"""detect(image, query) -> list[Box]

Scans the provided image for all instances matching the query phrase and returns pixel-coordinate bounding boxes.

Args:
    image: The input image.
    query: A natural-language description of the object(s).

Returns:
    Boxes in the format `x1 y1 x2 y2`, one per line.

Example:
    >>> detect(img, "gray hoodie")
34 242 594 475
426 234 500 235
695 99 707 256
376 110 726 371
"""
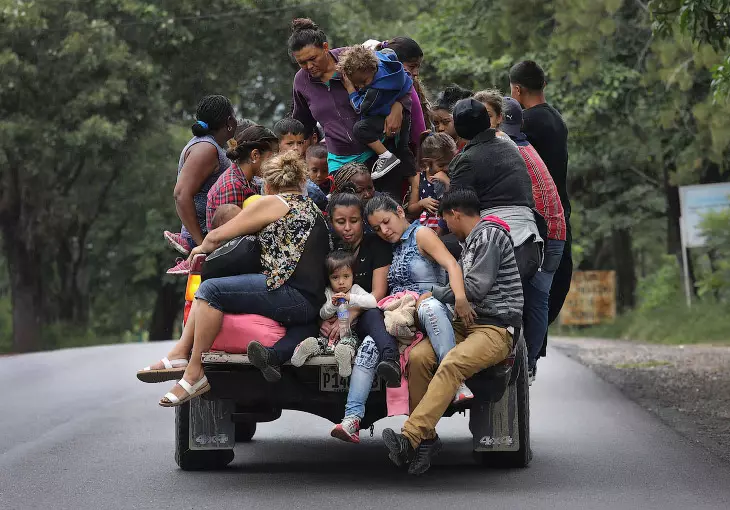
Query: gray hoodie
432 218 523 329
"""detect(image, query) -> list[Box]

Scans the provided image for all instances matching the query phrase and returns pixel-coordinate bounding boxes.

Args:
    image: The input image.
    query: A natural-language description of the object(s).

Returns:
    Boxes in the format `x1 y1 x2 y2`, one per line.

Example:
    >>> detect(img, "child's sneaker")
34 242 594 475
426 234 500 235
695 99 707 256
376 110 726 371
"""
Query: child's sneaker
371 153 401 180
334 342 356 378
452 382 474 404
330 416 361 443
164 231 192 256
166 258 191 275
290 337 322 367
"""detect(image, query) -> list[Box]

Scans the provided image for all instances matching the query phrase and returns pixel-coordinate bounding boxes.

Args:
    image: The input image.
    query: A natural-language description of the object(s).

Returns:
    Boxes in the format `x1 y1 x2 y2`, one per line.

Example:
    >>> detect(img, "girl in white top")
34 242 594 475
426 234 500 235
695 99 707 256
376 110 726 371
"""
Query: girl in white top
291 250 377 376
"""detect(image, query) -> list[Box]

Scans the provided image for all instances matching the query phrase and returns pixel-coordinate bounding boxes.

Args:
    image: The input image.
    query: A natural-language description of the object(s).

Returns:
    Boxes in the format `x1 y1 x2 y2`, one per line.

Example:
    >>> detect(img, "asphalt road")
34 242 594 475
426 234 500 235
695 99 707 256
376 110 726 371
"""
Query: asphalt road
1 341 729 510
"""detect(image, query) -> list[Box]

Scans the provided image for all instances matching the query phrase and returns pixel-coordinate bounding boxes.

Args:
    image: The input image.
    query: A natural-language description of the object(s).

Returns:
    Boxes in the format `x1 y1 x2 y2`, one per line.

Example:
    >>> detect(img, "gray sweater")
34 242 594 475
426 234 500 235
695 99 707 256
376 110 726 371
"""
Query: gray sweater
432 218 523 329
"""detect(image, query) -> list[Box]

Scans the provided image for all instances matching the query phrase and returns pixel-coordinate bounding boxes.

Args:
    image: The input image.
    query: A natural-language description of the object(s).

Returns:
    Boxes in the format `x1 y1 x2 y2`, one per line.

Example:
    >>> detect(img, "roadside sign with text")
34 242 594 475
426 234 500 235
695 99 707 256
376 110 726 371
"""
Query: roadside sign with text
560 271 616 326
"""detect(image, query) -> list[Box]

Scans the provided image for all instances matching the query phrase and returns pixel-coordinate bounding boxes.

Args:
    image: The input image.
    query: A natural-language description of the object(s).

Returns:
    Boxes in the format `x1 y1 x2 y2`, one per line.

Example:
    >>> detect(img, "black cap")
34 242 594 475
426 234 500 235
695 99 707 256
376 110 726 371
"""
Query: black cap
453 98 490 140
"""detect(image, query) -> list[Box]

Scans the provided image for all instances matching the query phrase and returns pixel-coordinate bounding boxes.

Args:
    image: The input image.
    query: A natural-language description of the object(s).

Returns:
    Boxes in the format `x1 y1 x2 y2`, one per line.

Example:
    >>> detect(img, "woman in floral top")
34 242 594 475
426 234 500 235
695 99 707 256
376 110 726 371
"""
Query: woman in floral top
140 151 330 407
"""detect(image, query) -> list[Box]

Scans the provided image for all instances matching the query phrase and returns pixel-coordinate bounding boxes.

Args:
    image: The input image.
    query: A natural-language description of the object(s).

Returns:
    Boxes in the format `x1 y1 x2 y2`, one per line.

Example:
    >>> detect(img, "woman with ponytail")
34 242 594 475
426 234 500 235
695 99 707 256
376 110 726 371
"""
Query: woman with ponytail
165 95 237 274
205 125 279 232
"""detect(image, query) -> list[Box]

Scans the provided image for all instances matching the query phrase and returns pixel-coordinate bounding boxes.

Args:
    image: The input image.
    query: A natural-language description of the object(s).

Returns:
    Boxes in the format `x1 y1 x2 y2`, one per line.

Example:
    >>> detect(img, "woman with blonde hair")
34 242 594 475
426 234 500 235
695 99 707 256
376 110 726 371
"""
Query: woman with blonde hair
138 151 330 406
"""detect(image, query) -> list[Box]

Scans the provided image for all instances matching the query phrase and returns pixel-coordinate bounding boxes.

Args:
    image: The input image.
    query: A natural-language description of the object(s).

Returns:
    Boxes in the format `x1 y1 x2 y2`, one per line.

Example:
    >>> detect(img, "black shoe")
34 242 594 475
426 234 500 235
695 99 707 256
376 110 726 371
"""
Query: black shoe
377 360 402 388
382 428 414 468
247 341 282 382
408 436 442 475
528 365 536 386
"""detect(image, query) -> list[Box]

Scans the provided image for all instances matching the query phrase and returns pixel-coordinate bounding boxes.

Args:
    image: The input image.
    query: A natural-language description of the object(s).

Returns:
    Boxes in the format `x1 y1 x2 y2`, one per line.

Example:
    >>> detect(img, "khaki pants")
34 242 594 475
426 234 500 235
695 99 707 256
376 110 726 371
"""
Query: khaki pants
403 321 512 448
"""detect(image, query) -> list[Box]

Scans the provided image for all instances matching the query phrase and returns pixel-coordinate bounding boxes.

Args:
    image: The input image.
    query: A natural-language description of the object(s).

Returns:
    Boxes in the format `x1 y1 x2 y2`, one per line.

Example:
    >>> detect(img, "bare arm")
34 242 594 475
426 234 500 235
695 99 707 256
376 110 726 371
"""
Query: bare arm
174 144 218 245
370 266 390 302
192 195 288 256
416 227 476 325
406 174 422 217
416 228 466 300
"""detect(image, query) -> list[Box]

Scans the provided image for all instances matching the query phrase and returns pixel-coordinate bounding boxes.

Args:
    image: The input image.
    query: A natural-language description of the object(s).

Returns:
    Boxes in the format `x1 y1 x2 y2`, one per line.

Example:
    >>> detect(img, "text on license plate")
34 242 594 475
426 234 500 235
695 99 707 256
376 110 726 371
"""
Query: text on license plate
320 366 382 392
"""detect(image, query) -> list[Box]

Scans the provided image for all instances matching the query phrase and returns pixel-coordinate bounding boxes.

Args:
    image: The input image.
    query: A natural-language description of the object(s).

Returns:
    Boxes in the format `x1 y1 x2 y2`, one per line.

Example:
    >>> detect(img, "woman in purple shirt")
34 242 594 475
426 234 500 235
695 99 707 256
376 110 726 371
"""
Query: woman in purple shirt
288 18 421 201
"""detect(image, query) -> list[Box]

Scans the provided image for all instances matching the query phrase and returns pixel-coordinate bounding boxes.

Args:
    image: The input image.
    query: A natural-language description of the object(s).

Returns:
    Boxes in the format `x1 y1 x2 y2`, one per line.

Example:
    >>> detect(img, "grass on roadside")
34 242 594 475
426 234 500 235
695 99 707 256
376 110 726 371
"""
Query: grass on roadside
552 300 730 345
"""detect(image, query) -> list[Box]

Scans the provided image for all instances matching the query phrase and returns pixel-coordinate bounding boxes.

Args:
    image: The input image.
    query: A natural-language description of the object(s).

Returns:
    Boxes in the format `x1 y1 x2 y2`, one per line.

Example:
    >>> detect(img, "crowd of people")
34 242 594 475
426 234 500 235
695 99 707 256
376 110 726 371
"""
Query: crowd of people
137 17 572 476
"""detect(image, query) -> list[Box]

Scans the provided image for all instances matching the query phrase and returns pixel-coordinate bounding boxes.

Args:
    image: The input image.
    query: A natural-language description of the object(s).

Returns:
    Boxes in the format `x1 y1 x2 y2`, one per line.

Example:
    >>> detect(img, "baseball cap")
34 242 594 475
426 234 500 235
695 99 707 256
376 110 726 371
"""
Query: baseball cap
453 98 490 140
500 96 523 138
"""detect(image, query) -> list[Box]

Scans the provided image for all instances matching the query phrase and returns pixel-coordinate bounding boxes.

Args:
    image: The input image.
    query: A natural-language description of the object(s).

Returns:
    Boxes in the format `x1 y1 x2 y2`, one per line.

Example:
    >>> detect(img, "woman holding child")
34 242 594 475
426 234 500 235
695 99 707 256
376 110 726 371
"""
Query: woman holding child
288 18 421 201
138 151 330 406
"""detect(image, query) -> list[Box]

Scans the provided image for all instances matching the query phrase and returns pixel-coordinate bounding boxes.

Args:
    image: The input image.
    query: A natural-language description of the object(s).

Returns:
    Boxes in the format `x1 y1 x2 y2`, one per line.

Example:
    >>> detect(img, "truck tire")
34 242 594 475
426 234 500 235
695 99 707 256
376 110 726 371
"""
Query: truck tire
175 402 234 471
476 341 531 469
235 422 257 442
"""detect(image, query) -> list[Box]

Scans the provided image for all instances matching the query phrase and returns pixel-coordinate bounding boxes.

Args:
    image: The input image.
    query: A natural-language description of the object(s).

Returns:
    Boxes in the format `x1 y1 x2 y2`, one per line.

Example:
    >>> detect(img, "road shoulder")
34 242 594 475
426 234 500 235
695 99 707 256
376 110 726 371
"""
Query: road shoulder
552 337 730 464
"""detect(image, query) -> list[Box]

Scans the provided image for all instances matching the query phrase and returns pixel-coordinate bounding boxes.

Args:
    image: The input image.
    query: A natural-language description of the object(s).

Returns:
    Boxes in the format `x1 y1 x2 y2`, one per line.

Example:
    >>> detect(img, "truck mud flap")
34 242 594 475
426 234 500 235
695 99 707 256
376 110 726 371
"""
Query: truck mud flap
469 382 519 452
189 397 236 451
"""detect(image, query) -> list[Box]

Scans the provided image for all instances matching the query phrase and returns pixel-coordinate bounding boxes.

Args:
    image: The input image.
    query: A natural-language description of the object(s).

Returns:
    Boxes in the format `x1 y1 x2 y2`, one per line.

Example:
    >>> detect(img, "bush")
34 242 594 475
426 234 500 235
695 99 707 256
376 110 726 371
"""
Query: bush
697 209 730 301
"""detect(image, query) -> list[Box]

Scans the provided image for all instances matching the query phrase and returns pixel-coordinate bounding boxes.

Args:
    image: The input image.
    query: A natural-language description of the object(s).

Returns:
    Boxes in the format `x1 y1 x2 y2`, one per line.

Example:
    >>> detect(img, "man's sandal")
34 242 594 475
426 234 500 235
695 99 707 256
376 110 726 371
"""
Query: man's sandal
137 357 188 383
159 376 210 407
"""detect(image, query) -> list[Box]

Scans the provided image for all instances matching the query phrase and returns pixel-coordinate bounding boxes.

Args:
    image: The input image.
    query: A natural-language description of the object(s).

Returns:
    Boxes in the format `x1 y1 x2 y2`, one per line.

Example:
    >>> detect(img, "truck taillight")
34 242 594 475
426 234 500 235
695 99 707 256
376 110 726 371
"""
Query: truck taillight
182 254 206 326
185 274 201 302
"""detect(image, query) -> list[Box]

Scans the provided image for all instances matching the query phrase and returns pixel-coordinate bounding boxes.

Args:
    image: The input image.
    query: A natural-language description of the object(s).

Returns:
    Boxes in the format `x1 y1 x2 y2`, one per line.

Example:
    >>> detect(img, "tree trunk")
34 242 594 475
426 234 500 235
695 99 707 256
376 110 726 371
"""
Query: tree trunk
2 227 44 352
611 228 637 311
148 279 184 341
664 166 697 296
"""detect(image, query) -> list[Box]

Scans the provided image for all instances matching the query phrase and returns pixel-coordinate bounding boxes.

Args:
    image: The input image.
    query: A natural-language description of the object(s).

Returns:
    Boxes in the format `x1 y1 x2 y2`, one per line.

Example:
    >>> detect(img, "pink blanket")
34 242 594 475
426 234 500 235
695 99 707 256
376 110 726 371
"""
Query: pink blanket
379 290 425 417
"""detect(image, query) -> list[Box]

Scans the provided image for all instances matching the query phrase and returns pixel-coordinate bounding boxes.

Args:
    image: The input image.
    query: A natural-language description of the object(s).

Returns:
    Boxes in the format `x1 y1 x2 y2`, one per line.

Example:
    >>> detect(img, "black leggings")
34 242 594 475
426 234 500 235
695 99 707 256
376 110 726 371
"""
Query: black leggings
354 113 416 203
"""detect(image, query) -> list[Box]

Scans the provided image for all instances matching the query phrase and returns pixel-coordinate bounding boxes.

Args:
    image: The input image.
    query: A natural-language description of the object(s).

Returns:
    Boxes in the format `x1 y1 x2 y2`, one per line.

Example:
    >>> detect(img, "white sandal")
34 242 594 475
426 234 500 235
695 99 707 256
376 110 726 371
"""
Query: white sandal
159 375 210 407
137 357 189 383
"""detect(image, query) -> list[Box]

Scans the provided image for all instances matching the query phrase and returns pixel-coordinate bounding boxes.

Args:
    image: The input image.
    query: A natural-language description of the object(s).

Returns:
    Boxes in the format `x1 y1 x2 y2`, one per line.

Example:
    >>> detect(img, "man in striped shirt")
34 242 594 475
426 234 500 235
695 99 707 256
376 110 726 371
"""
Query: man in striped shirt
382 189 523 475
501 97 566 380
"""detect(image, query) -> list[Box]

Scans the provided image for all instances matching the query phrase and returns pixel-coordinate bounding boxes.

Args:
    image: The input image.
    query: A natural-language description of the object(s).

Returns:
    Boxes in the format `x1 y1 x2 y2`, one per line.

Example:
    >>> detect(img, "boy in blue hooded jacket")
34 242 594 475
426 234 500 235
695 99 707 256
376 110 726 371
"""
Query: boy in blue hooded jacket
339 45 414 182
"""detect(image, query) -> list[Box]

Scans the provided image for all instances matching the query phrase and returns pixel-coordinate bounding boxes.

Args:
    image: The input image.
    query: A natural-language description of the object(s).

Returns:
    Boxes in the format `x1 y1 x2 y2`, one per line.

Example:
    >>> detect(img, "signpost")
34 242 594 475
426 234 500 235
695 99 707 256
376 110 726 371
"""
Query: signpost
678 183 730 307
560 271 617 326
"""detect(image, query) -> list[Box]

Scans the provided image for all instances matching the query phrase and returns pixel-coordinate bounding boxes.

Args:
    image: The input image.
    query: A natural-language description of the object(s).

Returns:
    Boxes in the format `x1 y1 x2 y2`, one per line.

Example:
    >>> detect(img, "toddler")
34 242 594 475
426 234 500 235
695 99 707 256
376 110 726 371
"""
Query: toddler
338 45 413 180
407 132 456 233
291 250 377 377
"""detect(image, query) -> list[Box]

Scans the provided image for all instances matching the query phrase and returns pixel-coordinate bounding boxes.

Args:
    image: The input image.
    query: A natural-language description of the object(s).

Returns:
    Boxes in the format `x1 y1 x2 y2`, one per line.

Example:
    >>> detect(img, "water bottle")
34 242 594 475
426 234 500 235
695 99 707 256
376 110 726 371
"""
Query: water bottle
336 298 352 340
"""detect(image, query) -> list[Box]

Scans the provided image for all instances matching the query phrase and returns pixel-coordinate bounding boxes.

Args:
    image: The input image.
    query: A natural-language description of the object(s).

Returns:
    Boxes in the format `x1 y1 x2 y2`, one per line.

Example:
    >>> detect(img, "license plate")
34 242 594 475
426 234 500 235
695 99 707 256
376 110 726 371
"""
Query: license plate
319 366 382 392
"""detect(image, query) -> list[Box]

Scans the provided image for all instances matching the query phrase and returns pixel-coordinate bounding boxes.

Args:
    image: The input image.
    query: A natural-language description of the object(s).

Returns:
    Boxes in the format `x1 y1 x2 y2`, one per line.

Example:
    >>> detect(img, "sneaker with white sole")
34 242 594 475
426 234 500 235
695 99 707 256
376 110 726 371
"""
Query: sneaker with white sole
164 231 192 256
334 342 356 378
452 382 474 404
528 366 536 386
290 337 323 367
166 257 191 275
371 153 401 180
330 416 361 443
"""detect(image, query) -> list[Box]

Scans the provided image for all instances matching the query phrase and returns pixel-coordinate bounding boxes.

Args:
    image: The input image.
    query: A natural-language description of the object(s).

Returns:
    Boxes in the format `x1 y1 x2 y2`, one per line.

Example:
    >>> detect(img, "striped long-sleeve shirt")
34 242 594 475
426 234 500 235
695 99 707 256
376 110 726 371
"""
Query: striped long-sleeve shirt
432 217 523 329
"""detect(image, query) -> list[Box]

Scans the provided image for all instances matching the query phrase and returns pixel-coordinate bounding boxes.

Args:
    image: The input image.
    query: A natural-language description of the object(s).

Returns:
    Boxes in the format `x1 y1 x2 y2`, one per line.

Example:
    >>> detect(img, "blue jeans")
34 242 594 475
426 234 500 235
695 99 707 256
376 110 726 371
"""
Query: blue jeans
344 336 378 419
417 297 455 362
355 308 398 362
524 239 565 368
195 273 317 325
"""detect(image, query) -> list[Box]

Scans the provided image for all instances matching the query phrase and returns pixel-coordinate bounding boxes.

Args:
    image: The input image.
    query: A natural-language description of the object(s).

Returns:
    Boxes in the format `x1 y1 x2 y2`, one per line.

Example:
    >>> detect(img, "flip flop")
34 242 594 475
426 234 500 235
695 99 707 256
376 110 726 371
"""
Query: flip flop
159 375 210 407
137 357 188 383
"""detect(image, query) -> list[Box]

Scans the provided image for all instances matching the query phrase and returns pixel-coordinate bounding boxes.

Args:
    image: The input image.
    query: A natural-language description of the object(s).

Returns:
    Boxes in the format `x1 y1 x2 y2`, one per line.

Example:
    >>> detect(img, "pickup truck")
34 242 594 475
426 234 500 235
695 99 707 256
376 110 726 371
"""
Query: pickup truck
174 256 531 471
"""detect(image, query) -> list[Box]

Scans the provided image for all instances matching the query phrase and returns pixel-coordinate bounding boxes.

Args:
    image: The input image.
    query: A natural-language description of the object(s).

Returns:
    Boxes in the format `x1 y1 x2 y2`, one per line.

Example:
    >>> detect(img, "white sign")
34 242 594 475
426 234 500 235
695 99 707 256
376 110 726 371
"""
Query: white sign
679 183 730 248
